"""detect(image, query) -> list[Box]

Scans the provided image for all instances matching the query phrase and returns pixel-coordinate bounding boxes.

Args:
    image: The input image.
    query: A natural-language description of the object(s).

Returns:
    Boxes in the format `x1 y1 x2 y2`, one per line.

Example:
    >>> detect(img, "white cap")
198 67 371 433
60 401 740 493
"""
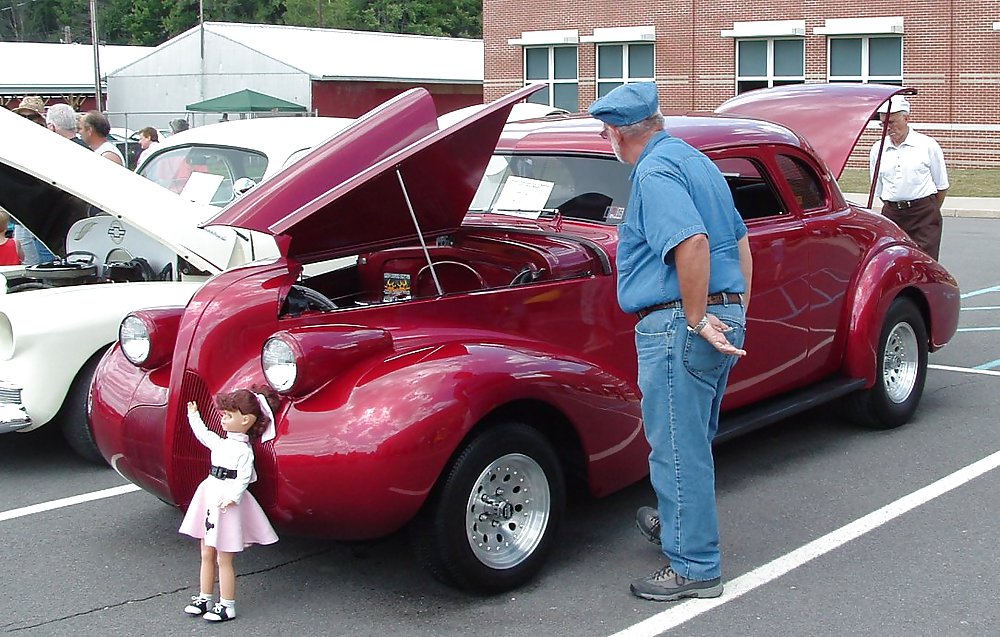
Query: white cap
876 96 910 115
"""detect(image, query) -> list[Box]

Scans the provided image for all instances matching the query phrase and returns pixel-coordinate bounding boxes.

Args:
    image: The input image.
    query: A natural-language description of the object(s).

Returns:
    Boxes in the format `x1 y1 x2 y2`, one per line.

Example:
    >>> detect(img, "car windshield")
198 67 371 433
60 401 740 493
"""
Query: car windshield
138 146 268 207
470 154 633 224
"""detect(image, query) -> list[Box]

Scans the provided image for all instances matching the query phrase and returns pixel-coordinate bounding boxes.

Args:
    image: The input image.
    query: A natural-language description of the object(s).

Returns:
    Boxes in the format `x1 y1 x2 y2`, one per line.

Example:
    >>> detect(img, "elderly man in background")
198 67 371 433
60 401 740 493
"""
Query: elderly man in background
588 83 752 602
80 111 125 166
869 96 949 260
45 104 89 148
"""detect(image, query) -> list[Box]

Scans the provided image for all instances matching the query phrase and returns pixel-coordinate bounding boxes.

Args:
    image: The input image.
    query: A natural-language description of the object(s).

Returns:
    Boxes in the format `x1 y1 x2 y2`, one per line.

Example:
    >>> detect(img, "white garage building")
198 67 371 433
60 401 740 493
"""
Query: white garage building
107 21 484 130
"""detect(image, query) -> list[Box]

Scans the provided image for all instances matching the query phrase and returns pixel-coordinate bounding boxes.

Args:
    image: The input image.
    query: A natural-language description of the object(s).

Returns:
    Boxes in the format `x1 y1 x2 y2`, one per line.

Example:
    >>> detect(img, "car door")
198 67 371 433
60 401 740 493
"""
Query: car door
768 150 863 377
706 149 812 408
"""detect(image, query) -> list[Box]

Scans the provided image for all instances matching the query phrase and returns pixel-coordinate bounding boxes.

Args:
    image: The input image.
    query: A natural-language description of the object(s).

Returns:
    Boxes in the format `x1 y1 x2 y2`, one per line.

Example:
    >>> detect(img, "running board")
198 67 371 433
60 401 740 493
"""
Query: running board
716 377 868 443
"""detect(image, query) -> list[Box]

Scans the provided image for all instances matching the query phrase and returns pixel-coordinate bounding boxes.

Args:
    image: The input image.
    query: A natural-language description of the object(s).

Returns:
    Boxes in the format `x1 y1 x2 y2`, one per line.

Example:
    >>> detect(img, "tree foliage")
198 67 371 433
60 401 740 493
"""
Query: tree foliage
1 0 482 45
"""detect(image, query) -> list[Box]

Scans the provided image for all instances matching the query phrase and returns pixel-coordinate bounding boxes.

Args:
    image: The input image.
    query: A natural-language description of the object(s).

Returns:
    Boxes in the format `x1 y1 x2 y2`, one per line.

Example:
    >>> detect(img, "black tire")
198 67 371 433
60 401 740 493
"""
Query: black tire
58 351 109 464
410 422 566 593
843 297 928 429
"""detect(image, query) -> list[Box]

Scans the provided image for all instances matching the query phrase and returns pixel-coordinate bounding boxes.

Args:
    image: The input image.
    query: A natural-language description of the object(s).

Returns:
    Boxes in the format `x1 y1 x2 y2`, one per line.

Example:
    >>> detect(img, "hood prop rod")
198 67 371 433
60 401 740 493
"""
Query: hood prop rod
396 168 443 296
868 107 892 210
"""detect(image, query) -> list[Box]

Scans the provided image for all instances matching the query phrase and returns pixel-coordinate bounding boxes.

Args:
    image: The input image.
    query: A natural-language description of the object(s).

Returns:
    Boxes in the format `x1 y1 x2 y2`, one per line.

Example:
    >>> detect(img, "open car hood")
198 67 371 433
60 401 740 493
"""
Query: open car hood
0 108 236 273
715 83 913 179
208 84 543 262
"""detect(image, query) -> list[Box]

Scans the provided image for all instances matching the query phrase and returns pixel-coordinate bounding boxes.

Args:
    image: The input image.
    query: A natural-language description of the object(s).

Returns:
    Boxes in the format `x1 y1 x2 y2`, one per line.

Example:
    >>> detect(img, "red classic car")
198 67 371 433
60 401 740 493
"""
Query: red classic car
89 83 960 593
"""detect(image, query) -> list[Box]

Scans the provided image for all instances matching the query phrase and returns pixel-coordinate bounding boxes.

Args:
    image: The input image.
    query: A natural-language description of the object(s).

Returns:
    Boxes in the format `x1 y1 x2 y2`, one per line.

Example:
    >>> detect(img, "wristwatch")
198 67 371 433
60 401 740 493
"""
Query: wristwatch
687 316 710 334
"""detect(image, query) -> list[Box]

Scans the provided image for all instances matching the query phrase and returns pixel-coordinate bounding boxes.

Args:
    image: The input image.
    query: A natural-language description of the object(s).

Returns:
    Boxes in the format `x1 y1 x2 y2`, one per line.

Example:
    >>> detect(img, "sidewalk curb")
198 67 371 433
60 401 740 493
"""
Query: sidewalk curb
842 193 1000 219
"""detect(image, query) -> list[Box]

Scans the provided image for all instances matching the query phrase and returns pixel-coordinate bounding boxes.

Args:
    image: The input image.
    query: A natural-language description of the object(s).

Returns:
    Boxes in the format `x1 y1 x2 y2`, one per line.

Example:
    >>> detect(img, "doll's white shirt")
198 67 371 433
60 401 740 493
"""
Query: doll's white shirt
187 411 257 504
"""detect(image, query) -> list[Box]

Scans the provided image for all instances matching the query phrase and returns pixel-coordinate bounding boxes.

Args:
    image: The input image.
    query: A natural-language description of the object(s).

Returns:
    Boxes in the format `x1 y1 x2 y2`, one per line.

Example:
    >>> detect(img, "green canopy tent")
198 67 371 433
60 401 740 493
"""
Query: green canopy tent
185 89 308 113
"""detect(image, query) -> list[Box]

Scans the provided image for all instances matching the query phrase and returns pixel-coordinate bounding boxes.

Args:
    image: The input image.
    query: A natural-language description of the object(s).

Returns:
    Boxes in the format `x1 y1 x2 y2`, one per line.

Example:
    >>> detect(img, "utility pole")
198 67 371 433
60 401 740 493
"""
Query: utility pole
90 0 102 111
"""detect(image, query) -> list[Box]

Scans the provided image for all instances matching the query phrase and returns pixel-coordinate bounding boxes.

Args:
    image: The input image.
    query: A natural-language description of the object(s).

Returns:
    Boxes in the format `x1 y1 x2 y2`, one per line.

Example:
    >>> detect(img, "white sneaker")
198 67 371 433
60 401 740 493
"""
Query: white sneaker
203 602 236 622
183 595 212 616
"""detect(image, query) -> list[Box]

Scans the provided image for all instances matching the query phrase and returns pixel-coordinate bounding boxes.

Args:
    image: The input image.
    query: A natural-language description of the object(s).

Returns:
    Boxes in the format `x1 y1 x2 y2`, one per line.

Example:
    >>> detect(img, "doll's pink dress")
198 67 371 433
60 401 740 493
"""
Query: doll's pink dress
178 412 278 551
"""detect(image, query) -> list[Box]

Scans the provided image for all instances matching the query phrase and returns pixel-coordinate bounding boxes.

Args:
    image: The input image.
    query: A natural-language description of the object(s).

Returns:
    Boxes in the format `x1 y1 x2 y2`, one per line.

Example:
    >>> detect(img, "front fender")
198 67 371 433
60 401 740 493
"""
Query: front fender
843 245 959 385
0 281 201 428
273 340 644 539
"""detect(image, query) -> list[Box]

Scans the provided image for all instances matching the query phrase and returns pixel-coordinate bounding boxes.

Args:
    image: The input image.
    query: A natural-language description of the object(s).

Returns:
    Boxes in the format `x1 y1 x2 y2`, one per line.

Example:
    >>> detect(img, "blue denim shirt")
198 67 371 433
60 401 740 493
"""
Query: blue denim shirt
616 131 748 313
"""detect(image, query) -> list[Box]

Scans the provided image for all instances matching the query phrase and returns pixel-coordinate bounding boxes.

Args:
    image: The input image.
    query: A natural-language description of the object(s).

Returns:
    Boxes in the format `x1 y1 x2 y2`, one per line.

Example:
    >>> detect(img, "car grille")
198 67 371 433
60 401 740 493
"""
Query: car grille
173 371 277 508
0 383 22 405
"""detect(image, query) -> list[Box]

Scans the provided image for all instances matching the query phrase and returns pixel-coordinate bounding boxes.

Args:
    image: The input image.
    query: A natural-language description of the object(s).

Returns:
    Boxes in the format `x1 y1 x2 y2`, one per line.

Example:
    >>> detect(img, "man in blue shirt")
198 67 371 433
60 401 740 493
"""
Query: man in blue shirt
589 83 753 601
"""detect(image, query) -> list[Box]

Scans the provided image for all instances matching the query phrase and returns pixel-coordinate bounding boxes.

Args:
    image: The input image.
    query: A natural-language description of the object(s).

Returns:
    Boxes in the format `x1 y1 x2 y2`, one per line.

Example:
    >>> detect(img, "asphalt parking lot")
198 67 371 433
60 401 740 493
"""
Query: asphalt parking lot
3 217 999 637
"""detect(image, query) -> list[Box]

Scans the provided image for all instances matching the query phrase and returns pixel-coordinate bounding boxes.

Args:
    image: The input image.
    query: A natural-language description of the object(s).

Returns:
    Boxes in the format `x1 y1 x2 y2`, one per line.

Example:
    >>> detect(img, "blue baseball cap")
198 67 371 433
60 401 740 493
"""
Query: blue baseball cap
588 82 659 126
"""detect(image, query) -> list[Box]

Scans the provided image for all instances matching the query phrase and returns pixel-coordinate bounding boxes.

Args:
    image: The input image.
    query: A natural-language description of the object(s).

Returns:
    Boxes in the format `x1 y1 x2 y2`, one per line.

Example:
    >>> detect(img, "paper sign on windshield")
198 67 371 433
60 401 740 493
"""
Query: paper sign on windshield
180 171 226 206
492 176 555 219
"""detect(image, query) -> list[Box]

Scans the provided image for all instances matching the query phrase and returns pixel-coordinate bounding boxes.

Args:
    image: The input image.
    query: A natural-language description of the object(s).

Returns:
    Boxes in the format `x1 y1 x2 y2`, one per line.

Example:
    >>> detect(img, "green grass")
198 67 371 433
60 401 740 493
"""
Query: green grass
838 168 1000 197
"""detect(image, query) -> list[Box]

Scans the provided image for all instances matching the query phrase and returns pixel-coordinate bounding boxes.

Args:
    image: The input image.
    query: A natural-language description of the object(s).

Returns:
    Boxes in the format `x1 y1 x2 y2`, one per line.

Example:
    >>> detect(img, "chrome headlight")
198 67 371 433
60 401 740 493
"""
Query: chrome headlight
120 315 151 366
262 336 297 392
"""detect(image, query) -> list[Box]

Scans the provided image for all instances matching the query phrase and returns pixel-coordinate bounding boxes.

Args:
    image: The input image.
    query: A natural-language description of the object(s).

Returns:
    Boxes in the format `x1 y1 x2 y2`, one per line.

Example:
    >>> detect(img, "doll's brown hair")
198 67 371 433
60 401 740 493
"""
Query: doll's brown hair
214 384 279 439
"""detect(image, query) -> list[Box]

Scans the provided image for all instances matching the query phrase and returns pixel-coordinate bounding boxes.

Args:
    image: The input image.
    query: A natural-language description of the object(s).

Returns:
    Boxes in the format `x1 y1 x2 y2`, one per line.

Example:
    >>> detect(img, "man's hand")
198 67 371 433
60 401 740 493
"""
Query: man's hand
700 314 746 357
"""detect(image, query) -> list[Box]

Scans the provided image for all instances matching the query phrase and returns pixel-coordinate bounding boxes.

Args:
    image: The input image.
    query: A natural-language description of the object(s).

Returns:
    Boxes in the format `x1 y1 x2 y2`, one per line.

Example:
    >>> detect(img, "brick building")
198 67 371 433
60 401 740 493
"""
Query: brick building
483 2 1000 169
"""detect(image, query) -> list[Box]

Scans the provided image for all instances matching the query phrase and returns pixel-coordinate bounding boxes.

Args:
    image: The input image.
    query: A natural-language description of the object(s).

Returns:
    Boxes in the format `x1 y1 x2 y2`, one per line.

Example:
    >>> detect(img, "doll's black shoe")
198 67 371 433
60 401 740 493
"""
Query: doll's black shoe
183 595 212 616
204 602 236 622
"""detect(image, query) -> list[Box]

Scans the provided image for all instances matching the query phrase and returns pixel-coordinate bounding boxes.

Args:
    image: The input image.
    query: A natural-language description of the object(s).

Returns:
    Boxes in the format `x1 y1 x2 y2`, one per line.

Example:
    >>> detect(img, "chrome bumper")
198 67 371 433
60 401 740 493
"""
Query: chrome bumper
0 382 31 433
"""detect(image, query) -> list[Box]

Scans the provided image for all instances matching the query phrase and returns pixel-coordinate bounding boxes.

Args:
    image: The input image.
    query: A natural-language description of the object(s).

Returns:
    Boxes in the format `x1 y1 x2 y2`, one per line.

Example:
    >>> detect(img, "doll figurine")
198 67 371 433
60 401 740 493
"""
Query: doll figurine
179 386 280 622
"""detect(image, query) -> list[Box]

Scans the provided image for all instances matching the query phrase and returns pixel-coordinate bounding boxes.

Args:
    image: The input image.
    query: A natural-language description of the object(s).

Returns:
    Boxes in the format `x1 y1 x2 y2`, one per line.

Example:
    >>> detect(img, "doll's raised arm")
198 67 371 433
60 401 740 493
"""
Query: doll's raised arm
186 401 221 449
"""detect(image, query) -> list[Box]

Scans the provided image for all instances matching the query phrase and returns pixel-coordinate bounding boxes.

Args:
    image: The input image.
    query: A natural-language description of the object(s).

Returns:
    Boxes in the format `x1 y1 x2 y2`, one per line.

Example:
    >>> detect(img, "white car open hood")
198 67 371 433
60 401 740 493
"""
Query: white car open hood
0 108 238 274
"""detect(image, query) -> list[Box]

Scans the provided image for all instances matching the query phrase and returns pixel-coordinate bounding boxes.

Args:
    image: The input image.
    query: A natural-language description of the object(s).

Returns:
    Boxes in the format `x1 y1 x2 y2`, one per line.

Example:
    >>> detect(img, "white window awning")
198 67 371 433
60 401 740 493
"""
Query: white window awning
581 26 655 43
721 20 805 38
508 29 579 46
814 17 904 35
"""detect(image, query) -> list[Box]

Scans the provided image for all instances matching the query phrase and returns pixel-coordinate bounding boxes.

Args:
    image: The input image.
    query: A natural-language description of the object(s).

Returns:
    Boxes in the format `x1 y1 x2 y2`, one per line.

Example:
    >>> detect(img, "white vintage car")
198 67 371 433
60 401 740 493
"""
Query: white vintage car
136 116 354 206
0 110 352 461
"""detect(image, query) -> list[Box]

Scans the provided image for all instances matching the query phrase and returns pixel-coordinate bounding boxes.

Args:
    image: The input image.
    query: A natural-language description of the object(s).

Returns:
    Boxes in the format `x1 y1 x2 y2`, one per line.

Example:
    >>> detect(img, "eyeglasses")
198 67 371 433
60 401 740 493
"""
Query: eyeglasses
599 127 609 140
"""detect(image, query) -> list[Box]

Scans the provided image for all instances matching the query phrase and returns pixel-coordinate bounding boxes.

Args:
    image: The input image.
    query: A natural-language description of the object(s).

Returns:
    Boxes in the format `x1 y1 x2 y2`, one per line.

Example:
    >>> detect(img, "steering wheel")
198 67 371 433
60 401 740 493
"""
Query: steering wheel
289 284 337 312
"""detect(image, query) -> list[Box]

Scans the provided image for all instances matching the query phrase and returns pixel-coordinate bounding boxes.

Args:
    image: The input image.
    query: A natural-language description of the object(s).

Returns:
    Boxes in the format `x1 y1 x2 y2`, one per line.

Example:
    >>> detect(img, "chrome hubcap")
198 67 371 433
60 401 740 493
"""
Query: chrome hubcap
465 453 550 570
883 321 919 403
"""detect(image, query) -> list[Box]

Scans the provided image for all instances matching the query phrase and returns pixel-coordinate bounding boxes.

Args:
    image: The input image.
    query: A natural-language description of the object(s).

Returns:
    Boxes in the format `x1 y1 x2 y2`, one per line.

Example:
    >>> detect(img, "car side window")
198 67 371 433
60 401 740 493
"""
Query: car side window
712 156 785 221
775 154 826 211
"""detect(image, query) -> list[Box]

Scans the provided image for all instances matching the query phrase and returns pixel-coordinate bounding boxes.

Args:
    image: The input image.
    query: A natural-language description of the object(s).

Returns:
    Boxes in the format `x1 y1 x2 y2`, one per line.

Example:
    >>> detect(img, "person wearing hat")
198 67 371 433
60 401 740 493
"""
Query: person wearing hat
588 82 752 602
13 96 46 125
869 96 949 260
169 118 190 134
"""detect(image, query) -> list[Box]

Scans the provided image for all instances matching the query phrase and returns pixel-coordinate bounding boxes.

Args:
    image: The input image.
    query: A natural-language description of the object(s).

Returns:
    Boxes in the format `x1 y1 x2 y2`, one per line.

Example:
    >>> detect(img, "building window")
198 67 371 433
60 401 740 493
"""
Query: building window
828 36 902 84
524 46 579 112
736 38 804 94
596 43 655 97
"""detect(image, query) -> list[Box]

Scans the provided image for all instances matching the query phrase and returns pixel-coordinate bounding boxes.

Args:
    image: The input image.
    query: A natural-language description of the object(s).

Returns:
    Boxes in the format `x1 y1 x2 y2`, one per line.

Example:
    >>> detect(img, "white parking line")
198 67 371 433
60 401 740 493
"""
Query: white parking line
929 363 1000 377
0 484 140 522
608 447 1000 637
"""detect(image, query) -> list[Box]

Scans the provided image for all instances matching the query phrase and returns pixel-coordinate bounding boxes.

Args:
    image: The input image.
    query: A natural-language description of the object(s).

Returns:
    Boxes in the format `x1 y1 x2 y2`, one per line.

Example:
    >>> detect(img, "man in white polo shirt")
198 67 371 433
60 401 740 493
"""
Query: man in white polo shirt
869 96 949 260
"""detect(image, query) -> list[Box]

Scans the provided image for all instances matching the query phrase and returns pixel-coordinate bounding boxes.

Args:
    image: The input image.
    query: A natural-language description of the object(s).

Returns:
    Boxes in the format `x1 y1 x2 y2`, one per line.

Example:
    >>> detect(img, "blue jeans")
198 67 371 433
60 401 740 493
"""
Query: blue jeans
635 300 746 581
13 224 55 266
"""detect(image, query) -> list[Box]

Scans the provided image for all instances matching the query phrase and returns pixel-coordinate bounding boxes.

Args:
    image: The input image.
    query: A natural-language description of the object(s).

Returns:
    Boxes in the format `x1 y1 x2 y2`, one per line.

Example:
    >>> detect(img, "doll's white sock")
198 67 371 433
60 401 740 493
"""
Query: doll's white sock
220 598 236 615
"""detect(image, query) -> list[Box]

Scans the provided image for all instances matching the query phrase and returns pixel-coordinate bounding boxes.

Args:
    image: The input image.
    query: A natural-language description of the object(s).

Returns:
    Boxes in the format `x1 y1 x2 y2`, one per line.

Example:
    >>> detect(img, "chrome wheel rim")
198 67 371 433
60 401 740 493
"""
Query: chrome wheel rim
465 453 550 570
883 321 919 403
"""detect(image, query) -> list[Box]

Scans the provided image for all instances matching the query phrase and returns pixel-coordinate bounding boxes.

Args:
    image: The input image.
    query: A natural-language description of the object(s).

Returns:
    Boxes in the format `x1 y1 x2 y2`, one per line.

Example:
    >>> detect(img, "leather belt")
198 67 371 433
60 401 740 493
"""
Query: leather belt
210 465 237 480
885 195 934 210
637 292 743 319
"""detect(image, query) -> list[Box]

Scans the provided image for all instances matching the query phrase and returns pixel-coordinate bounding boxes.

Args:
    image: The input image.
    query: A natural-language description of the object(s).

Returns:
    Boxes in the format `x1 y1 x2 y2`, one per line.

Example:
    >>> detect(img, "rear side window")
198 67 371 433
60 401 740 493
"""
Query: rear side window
775 154 826 211
712 156 785 220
